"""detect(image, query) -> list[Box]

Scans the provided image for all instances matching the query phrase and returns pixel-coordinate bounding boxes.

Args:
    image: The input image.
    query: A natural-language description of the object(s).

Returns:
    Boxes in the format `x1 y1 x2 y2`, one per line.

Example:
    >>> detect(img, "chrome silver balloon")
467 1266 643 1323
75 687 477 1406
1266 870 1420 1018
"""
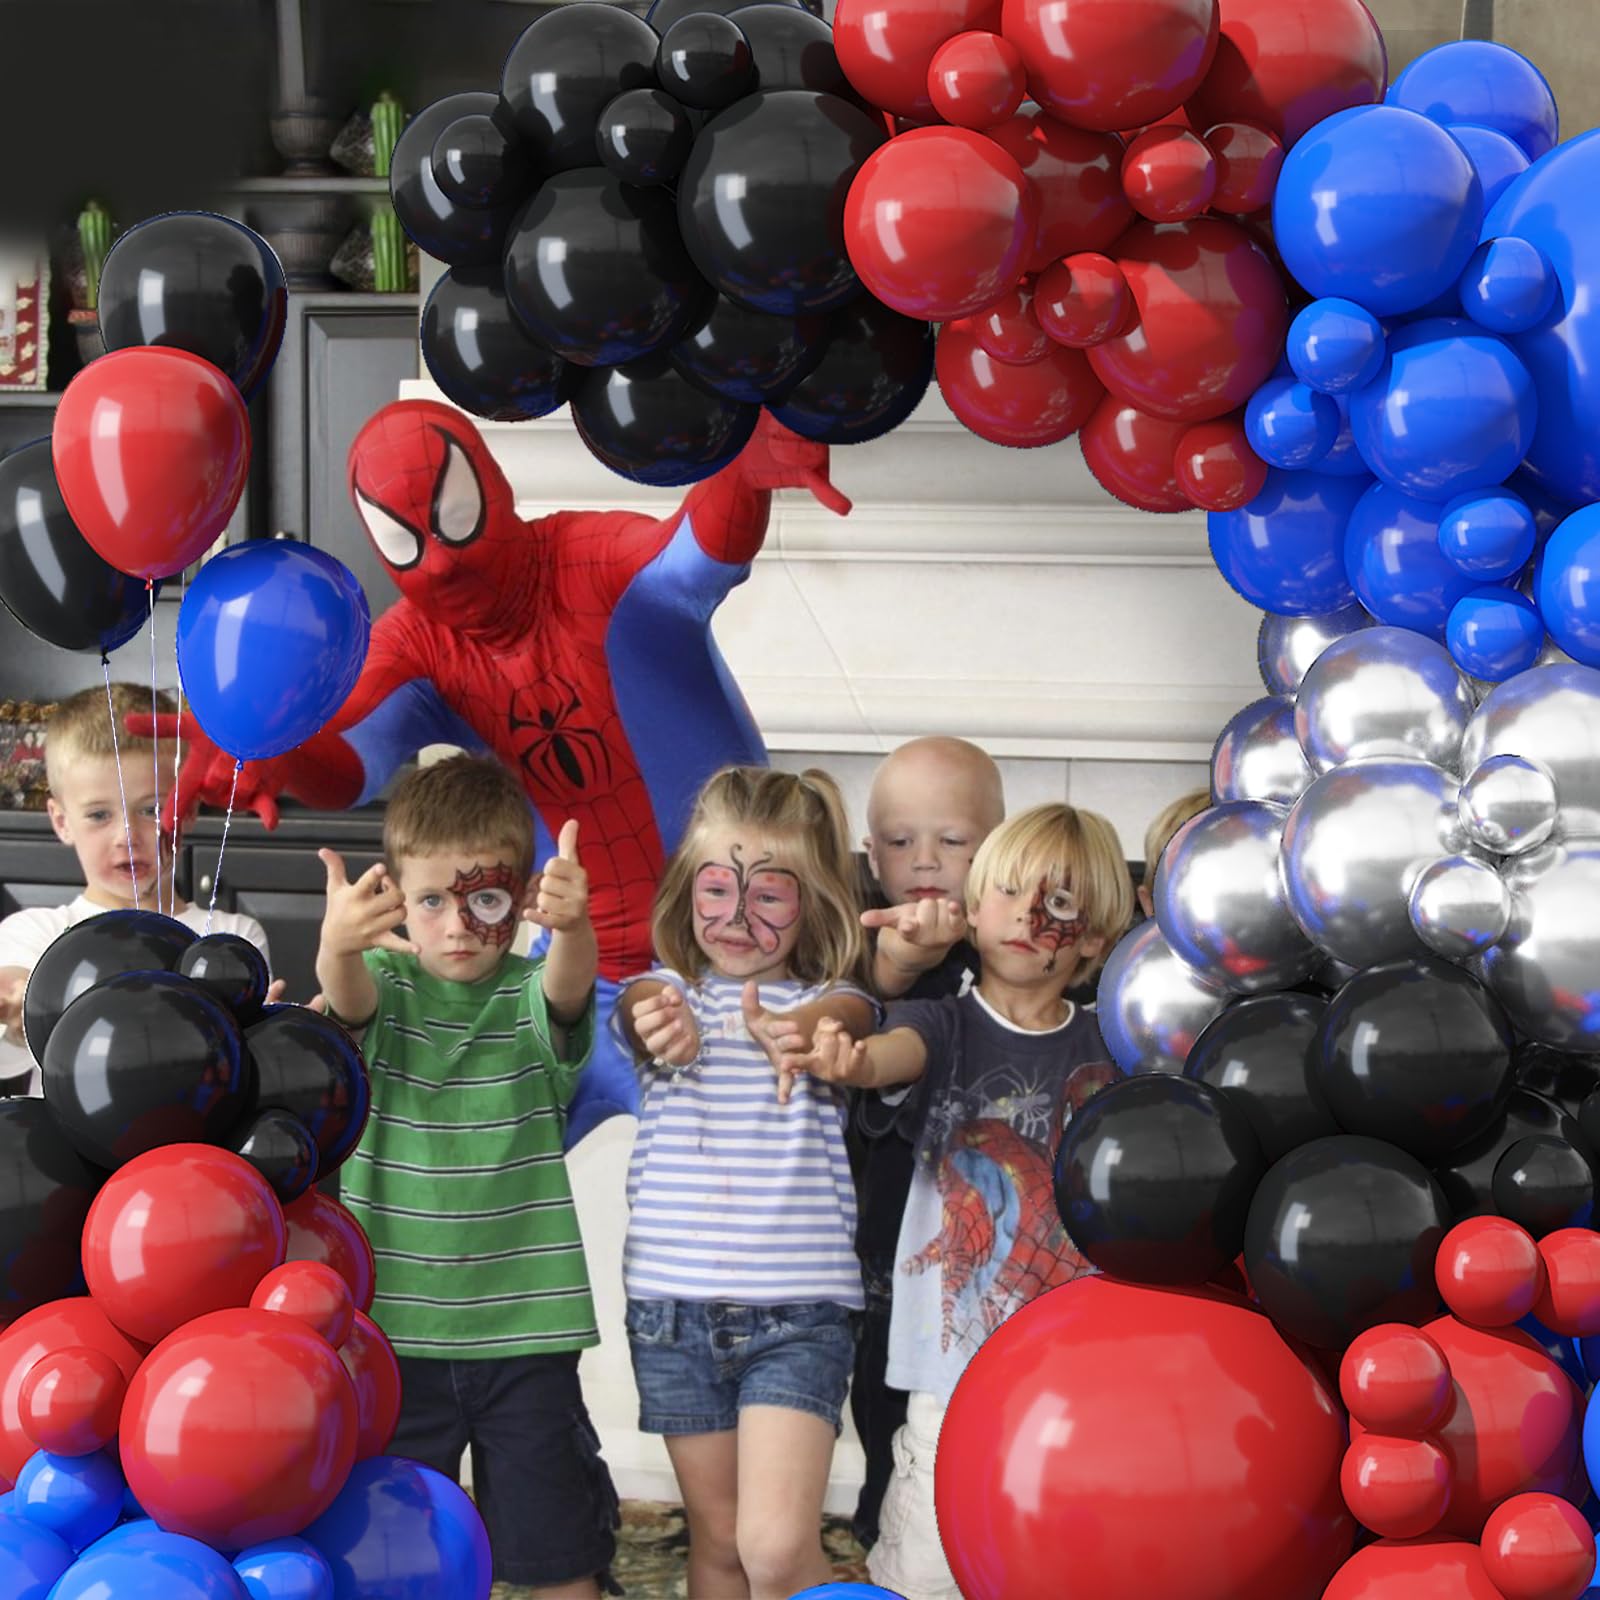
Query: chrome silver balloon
1095 918 1229 1076
1461 662 1600 838
1258 602 1373 696
1407 854 1512 960
1459 754 1559 857
1280 758 1473 968
1211 696 1313 807
1154 801 1314 993
1294 626 1474 774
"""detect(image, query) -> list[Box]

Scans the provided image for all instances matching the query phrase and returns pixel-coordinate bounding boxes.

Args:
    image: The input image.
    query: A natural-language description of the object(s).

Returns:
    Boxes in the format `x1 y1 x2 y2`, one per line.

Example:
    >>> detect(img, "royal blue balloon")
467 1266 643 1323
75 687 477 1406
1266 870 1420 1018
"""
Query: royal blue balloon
1274 105 1485 318
1387 40 1559 161
51 1522 247 1599
1244 377 1339 469
1460 236 1557 335
1537 505 1600 667
0 1510 73 1600
1345 482 1480 640
301 1456 491 1600
1448 124 1531 215
1447 588 1544 679
1285 298 1387 395
1207 470 1368 616
177 541 371 763
234 1537 335 1600
790 1587 907 1598
1316 396 1369 478
13 1448 123 1552
1438 489 1537 580
1349 317 1537 502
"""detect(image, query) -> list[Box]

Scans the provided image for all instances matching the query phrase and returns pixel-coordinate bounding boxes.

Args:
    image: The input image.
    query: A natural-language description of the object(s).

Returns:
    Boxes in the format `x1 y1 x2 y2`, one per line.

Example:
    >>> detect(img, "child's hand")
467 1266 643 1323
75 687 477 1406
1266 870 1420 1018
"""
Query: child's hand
0 968 26 1045
262 979 328 1014
787 1018 868 1093
632 986 701 1069
862 897 967 972
319 850 417 958
740 981 809 1104
524 819 589 933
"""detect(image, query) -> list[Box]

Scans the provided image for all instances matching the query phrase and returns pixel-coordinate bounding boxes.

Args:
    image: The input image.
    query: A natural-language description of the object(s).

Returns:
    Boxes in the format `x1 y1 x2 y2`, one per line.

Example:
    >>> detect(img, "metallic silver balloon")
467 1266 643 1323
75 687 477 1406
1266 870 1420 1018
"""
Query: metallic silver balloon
1459 754 1559 857
1095 918 1229 1075
1280 758 1473 968
1211 696 1312 807
1482 839 1600 1048
1294 626 1474 774
1461 662 1600 838
1257 602 1373 696
1407 854 1512 960
1154 801 1315 993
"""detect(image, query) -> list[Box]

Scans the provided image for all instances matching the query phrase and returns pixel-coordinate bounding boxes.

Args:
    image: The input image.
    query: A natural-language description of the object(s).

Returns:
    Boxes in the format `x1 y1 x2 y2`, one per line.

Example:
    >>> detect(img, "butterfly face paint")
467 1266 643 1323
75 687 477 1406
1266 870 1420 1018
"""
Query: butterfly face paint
1029 877 1086 972
693 843 802 961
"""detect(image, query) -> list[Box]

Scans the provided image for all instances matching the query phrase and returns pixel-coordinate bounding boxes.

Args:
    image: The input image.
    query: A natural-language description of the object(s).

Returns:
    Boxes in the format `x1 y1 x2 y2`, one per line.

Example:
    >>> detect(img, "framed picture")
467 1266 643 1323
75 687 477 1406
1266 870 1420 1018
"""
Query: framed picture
0 250 49 391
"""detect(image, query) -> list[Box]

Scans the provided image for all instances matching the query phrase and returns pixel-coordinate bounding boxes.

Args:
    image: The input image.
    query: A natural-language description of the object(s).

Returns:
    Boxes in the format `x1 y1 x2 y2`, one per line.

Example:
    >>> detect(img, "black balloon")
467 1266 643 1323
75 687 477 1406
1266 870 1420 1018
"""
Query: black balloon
1054 1073 1266 1286
505 170 710 367
96 212 286 400
596 88 695 187
1491 1134 1596 1236
573 356 759 487
732 5 853 96
648 0 817 29
244 1005 371 1176
23 909 197 1066
41 971 248 1170
670 293 825 402
1314 957 1514 1161
769 294 935 443
1581 1086 1600 1159
392 92 521 267
1435 1087 1586 1219
1184 991 1339 1164
1513 1039 1600 1119
657 15 755 111
501 4 660 174
1243 1134 1451 1349
422 266 577 422
431 112 535 210
678 90 883 316
0 1099 103 1320
230 1108 319 1205
0 439 152 653
178 932 270 1024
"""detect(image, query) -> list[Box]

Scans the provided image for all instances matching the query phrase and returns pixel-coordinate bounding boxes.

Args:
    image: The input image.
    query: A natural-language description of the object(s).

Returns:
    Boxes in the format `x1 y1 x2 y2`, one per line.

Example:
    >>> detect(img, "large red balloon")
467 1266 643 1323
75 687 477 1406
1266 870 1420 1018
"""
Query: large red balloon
937 319 1104 446
835 0 1002 121
1322 1539 1506 1599
935 1278 1353 1600
51 346 250 581
1481 1493 1595 1600
1185 0 1388 151
338 1309 402 1460
1080 393 1191 511
121 1306 358 1549
283 1191 376 1313
845 127 1038 320
82 1144 286 1347
19 1346 127 1457
1088 216 1288 423
1000 0 1220 133
0 1298 146 1486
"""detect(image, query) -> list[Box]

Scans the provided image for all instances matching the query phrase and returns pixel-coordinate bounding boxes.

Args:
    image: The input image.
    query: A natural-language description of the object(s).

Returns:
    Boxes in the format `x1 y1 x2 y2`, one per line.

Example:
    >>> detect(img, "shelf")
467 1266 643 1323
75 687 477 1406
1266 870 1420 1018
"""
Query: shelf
291 290 420 309
0 392 59 409
223 176 390 195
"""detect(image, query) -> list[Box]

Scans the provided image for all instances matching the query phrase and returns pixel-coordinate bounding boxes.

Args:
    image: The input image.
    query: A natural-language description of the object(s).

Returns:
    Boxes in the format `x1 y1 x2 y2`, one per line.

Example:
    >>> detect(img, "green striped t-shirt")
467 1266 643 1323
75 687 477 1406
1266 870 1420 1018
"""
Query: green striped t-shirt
340 947 599 1359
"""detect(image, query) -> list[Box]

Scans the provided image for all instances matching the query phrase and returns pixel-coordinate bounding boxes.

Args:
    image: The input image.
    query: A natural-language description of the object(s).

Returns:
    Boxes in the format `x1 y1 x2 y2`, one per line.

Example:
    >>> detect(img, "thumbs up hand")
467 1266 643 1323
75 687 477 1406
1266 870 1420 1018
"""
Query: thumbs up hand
525 819 589 933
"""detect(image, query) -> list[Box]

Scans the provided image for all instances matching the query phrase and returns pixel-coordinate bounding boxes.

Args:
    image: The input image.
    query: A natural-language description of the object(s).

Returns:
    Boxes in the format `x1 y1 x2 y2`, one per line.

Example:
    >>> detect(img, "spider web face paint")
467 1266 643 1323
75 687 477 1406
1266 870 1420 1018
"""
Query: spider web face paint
693 844 802 956
447 864 519 946
1029 877 1086 972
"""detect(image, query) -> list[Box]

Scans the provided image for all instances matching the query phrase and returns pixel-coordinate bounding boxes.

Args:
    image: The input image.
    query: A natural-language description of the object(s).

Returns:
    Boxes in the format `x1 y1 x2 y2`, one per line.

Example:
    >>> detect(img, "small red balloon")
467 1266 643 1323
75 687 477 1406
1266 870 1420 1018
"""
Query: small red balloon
19 1346 127 1458
835 0 1003 122
1534 1229 1600 1337
1481 1492 1595 1600
1340 1432 1453 1541
51 346 251 581
251 1260 356 1349
1080 392 1191 511
1340 1324 1452 1436
928 30 1026 128
283 1190 376 1313
972 283 1051 363
937 318 1104 446
1438 1216 1545 1328
1322 1538 1507 1599
1122 125 1218 222
1175 414 1267 510
1036 252 1132 348
1204 119 1285 213
339 1309 402 1460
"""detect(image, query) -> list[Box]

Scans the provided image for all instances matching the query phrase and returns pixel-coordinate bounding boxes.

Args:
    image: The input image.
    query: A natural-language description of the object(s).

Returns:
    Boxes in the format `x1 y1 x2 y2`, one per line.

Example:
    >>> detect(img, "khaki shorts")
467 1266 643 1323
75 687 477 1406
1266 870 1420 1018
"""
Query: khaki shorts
866 1390 962 1600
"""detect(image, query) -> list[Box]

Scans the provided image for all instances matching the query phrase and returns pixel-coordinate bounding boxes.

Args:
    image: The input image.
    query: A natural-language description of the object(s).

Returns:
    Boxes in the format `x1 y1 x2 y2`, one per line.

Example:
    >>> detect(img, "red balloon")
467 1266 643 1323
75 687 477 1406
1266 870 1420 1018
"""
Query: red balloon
1204 120 1285 213
1119 104 1197 141
1175 414 1266 510
937 319 1104 446
338 1309 402 1460
935 1278 1353 1600
1000 0 1220 133
0 1298 146 1486
1185 0 1387 151
82 1144 286 1347
51 346 250 582
1481 1493 1595 1600
1080 392 1191 511
250 1260 356 1349
928 30 1026 128
1340 1432 1453 1541
121 1306 357 1549
1036 252 1132 348
973 283 1051 363
1322 1539 1507 1600
835 0 1003 122
1533 1229 1600 1337
1438 1216 1545 1329
845 126 1038 320
19 1345 126 1457
1088 215 1287 422
1122 126 1218 222
1340 1324 1452 1436
283 1190 376 1313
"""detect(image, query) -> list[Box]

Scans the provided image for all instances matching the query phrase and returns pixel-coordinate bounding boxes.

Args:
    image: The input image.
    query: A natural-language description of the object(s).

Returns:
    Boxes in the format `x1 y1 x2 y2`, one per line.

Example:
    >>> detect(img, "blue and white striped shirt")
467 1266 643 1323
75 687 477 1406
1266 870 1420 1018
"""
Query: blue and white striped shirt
619 970 867 1308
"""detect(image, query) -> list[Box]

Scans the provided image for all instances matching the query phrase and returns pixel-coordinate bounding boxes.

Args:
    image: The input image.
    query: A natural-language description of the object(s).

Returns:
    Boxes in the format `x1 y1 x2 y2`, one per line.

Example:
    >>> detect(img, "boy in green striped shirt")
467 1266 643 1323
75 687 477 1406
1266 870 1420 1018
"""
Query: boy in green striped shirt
317 754 617 1599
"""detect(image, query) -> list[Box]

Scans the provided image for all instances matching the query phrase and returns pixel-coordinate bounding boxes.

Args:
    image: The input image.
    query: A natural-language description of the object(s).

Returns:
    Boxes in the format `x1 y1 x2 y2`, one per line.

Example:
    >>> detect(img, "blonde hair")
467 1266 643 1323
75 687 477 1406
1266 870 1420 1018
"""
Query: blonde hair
653 765 867 988
967 803 1133 977
1141 789 1211 898
46 683 177 796
383 754 535 880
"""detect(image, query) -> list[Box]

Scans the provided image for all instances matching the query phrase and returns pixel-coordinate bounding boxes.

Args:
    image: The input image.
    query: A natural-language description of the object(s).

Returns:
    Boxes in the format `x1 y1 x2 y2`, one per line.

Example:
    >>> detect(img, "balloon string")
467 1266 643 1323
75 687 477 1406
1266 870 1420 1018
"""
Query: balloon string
170 575 185 921
204 761 241 938
101 653 139 913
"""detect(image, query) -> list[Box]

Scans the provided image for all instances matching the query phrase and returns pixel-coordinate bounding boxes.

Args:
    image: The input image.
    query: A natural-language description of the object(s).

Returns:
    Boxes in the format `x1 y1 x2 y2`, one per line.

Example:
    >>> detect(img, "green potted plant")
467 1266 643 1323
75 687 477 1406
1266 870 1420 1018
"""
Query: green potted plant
370 93 411 294
66 200 114 366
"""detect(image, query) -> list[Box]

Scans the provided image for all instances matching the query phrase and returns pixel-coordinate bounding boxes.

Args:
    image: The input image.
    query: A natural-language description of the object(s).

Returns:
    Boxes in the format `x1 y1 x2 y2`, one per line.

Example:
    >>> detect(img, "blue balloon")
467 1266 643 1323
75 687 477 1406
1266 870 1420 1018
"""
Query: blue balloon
234 1536 335 1600
1208 470 1368 616
300 1456 491 1600
790 1588 906 1598
0 1510 73 1600
13 1448 123 1552
52 1522 247 1599
1387 40 1559 161
1286 298 1387 395
1344 483 1480 640
177 541 371 763
1537 506 1600 667
1317 396 1370 478
1448 124 1531 215
1460 236 1557 335
1274 105 1484 318
1438 489 1538 580
1348 317 1537 502
1448 588 1544 679
1244 377 1339 469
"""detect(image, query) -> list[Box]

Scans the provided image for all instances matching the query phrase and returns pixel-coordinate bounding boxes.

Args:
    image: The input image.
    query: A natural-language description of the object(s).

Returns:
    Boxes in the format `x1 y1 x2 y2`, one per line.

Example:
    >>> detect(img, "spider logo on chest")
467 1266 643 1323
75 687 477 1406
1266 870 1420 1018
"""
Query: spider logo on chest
508 675 614 792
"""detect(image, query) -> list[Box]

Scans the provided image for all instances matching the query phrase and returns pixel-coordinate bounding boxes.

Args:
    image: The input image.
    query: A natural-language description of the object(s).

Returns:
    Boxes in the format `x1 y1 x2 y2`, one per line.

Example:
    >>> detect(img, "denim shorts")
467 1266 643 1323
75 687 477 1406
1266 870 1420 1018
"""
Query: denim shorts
625 1298 857 1436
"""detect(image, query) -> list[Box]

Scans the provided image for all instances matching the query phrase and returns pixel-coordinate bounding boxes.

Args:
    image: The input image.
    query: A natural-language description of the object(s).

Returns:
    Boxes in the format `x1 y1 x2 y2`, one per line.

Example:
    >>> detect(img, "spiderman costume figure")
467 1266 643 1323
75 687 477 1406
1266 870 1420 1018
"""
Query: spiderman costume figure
159 400 851 1145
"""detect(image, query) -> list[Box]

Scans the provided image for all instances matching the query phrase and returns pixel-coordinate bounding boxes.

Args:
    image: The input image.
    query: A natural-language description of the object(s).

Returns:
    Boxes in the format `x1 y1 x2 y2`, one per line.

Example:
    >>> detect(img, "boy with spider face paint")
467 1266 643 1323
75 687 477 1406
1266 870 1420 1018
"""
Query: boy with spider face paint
785 803 1131 1600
